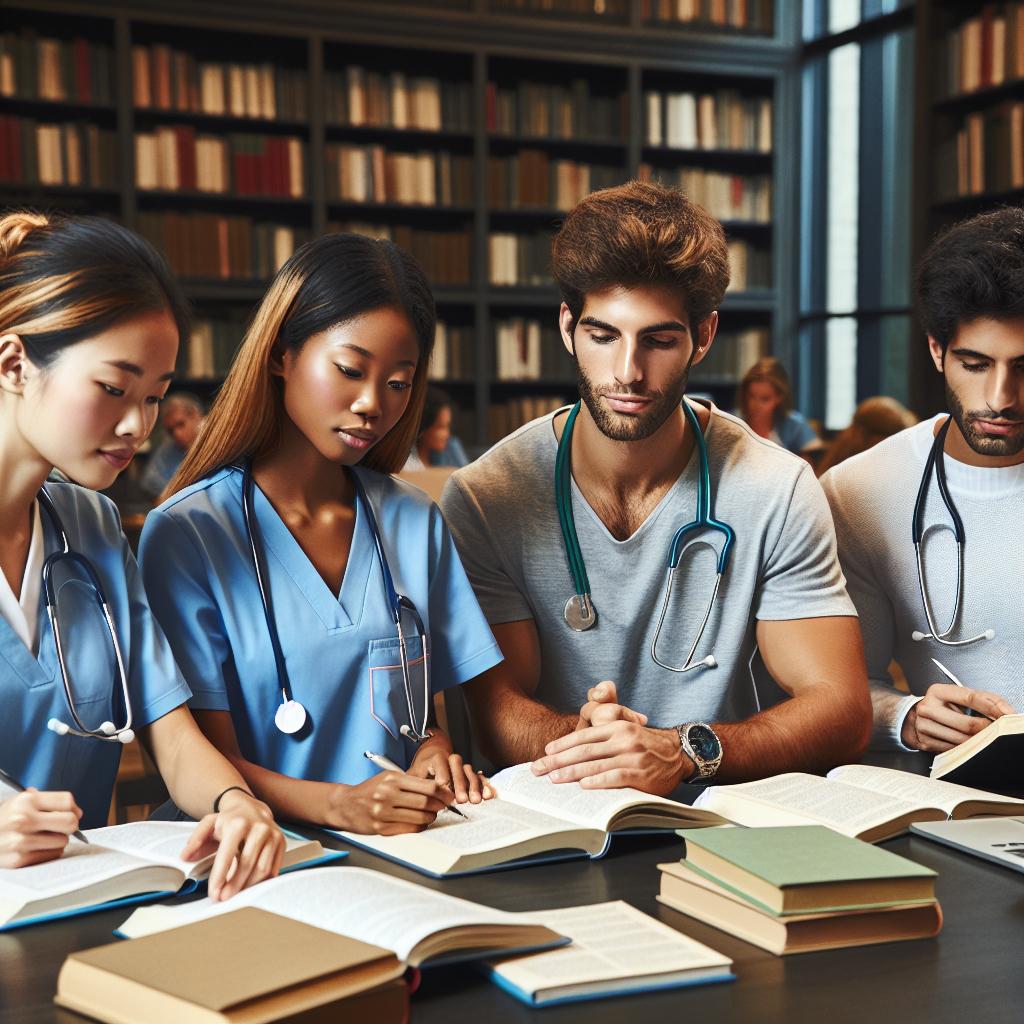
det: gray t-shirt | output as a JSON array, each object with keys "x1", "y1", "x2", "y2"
[{"x1": 440, "y1": 403, "x2": 854, "y2": 728}]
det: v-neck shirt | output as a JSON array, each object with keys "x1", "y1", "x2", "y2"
[{"x1": 0, "y1": 499, "x2": 42, "y2": 653}]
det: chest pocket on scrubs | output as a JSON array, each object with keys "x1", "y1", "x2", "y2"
[{"x1": 368, "y1": 635, "x2": 427, "y2": 742}]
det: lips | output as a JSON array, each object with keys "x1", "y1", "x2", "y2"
[
  {"x1": 334, "y1": 427, "x2": 379, "y2": 451},
  {"x1": 98, "y1": 448, "x2": 135, "y2": 469},
  {"x1": 973, "y1": 418, "x2": 1024, "y2": 437},
  {"x1": 603, "y1": 394, "x2": 653, "y2": 415}
]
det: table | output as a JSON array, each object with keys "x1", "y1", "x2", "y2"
[{"x1": 2, "y1": 758, "x2": 1023, "y2": 1024}]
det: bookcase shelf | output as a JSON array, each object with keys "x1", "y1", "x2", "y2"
[
  {"x1": 132, "y1": 108, "x2": 310, "y2": 134},
  {"x1": 0, "y1": 96, "x2": 117, "y2": 118},
  {"x1": 932, "y1": 78, "x2": 1024, "y2": 114}
]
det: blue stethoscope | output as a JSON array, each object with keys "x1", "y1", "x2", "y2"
[
  {"x1": 241, "y1": 461, "x2": 432, "y2": 741},
  {"x1": 556, "y1": 399, "x2": 736, "y2": 673}
]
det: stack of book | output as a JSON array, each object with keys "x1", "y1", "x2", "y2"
[
  {"x1": 486, "y1": 79, "x2": 626, "y2": 140},
  {"x1": 494, "y1": 318, "x2": 574, "y2": 382},
  {"x1": 332, "y1": 221, "x2": 471, "y2": 285},
  {"x1": 642, "y1": 0, "x2": 774, "y2": 33},
  {"x1": 638, "y1": 165, "x2": 771, "y2": 222},
  {"x1": 0, "y1": 116, "x2": 116, "y2": 187},
  {"x1": 324, "y1": 67, "x2": 472, "y2": 131},
  {"x1": 939, "y1": 3, "x2": 1024, "y2": 97},
  {"x1": 487, "y1": 152, "x2": 622, "y2": 210},
  {"x1": 726, "y1": 239, "x2": 771, "y2": 291},
  {"x1": 644, "y1": 89, "x2": 772, "y2": 151},
  {"x1": 431, "y1": 321, "x2": 475, "y2": 381},
  {"x1": 937, "y1": 104, "x2": 1024, "y2": 198},
  {"x1": 659, "y1": 825, "x2": 943, "y2": 956},
  {"x1": 131, "y1": 45, "x2": 307, "y2": 122},
  {"x1": 134, "y1": 128, "x2": 306, "y2": 197},
  {"x1": 489, "y1": 231, "x2": 556, "y2": 286},
  {"x1": 325, "y1": 145, "x2": 473, "y2": 206},
  {"x1": 0, "y1": 31, "x2": 114, "y2": 104}
]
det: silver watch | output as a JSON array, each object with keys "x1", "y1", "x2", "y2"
[{"x1": 675, "y1": 722, "x2": 723, "y2": 783}]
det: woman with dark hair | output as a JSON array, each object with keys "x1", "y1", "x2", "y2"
[
  {"x1": 403, "y1": 385, "x2": 468, "y2": 470},
  {"x1": 0, "y1": 212, "x2": 284, "y2": 893},
  {"x1": 138, "y1": 233, "x2": 501, "y2": 837},
  {"x1": 736, "y1": 356, "x2": 824, "y2": 458}
]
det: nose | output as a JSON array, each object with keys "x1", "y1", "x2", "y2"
[
  {"x1": 987, "y1": 364, "x2": 1018, "y2": 416},
  {"x1": 350, "y1": 379, "x2": 382, "y2": 420},
  {"x1": 614, "y1": 336, "x2": 643, "y2": 388},
  {"x1": 115, "y1": 401, "x2": 147, "y2": 440}
]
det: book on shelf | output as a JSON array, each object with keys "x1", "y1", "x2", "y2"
[
  {"x1": 325, "y1": 144, "x2": 473, "y2": 205},
  {"x1": 0, "y1": 114, "x2": 117, "y2": 187},
  {"x1": 0, "y1": 30, "x2": 114, "y2": 105},
  {"x1": 940, "y1": 3, "x2": 1024, "y2": 98},
  {"x1": 494, "y1": 318, "x2": 574, "y2": 382},
  {"x1": 332, "y1": 221, "x2": 471, "y2": 285},
  {"x1": 642, "y1": 0, "x2": 774, "y2": 33},
  {"x1": 690, "y1": 327, "x2": 768, "y2": 384},
  {"x1": 0, "y1": 820, "x2": 340, "y2": 931},
  {"x1": 484, "y1": 901, "x2": 733, "y2": 1007},
  {"x1": 491, "y1": 0, "x2": 631, "y2": 19},
  {"x1": 490, "y1": 395, "x2": 570, "y2": 441},
  {"x1": 331, "y1": 762, "x2": 728, "y2": 877},
  {"x1": 486, "y1": 78, "x2": 627, "y2": 140},
  {"x1": 929, "y1": 712, "x2": 1024, "y2": 786},
  {"x1": 56, "y1": 908, "x2": 408, "y2": 1024},
  {"x1": 645, "y1": 88, "x2": 772, "y2": 151},
  {"x1": 117, "y1": 865, "x2": 568, "y2": 968},
  {"x1": 325, "y1": 66, "x2": 471, "y2": 132},
  {"x1": 182, "y1": 316, "x2": 252, "y2": 380},
  {"x1": 134, "y1": 128, "x2": 306, "y2": 197},
  {"x1": 431, "y1": 320, "x2": 475, "y2": 380},
  {"x1": 638, "y1": 164, "x2": 772, "y2": 223},
  {"x1": 487, "y1": 151, "x2": 623, "y2": 211},
  {"x1": 692, "y1": 763, "x2": 1024, "y2": 843},
  {"x1": 726, "y1": 239, "x2": 771, "y2": 291},
  {"x1": 131, "y1": 44, "x2": 307, "y2": 122},
  {"x1": 489, "y1": 230, "x2": 556, "y2": 286},
  {"x1": 937, "y1": 102, "x2": 1024, "y2": 198}
]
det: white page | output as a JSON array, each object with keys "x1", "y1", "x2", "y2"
[
  {"x1": 488, "y1": 901, "x2": 730, "y2": 991},
  {"x1": 118, "y1": 866, "x2": 539, "y2": 962},
  {"x1": 828, "y1": 764, "x2": 1024, "y2": 815},
  {"x1": 0, "y1": 841, "x2": 158, "y2": 899},
  {"x1": 85, "y1": 822, "x2": 200, "y2": 872}
]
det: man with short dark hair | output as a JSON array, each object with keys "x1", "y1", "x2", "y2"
[
  {"x1": 440, "y1": 181, "x2": 871, "y2": 795},
  {"x1": 139, "y1": 392, "x2": 205, "y2": 498},
  {"x1": 822, "y1": 207, "x2": 1024, "y2": 753}
]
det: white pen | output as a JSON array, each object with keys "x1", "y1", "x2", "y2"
[
  {"x1": 930, "y1": 658, "x2": 995, "y2": 721},
  {"x1": 363, "y1": 751, "x2": 468, "y2": 818}
]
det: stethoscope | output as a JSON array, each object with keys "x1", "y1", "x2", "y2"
[
  {"x1": 241, "y1": 461, "x2": 432, "y2": 741},
  {"x1": 556, "y1": 399, "x2": 736, "y2": 673},
  {"x1": 37, "y1": 489, "x2": 136, "y2": 744},
  {"x1": 911, "y1": 415, "x2": 995, "y2": 648}
]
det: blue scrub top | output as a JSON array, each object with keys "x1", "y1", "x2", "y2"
[
  {"x1": 138, "y1": 466, "x2": 502, "y2": 785},
  {"x1": 0, "y1": 484, "x2": 191, "y2": 828}
]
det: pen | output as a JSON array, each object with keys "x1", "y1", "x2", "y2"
[
  {"x1": 362, "y1": 751, "x2": 468, "y2": 819},
  {"x1": 0, "y1": 767, "x2": 89, "y2": 844},
  {"x1": 930, "y1": 658, "x2": 995, "y2": 722}
]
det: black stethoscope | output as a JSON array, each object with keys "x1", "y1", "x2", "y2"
[
  {"x1": 911, "y1": 416, "x2": 995, "y2": 648},
  {"x1": 241, "y1": 461, "x2": 432, "y2": 741}
]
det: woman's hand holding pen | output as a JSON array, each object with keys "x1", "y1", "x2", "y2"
[
  {"x1": 324, "y1": 773, "x2": 456, "y2": 835},
  {"x1": 0, "y1": 789, "x2": 83, "y2": 868},
  {"x1": 902, "y1": 683, "x2": 1016, "y2": 752},
  {"x1": 408, "y1": 734, "x2": 494, "y2": 805}
]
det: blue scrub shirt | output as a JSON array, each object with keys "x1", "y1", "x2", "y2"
[
  {"x1": 138, "y1": 466, "x2": 502, "y2": 784},
  {"x1": 0, "y1": 484, "x2": 191, "y2": 828}
]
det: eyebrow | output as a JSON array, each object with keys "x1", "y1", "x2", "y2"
[
  {"x1": 103, "y1": 360, "x2": 175, "y2": 381},
  {"x1": 578, "y1": 317, "x2": 689, "y2": 335},
  {"x1": 340, "y1": 343, "x2": 416, "y2": 368},
  {"x1": 949, "y1": 348, "x2": 1024, "y2": 362}
]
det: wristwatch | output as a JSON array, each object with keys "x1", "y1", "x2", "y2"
[{"x1": 675, "y1": 722, "x2": 723, "y2": 783}]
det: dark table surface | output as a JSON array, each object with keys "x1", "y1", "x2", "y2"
[{"x1": 3, "y1": 754, "x2": 1023, "y2": 1023}]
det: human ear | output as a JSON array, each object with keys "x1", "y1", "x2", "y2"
[
  {"x1": 692, "y1": 311, "x2": 719, "y2": 366},
  {"x1": 558, "y1": 303, "x2": 577, "y2": 357},
  {"x1": 927, "y1": 336, "x2": 945, "y2": 375},
  {"x1": 0, "y1": 334, "x2": 33, "y2": 396}
]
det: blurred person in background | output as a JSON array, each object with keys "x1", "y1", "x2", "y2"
[
  {"x1": 817, "y1": 396, "x2": 917, "y2": 476},
  {"x1": 404, "y1": 385, "x2": 468, "y2": 470},
  {"x1": 737, "y1": 357, "x2": 824, "y2": 461},
  {"x1": 140, "y1": 392, "x2": 205, "y2": 498}
]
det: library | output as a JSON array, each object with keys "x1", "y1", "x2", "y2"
[{"x1": 0, "y1": 1, "x2": 1023, "y2": 1022}]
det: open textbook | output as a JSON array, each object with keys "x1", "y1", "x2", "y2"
[
  {"x1": 331, "y1": 762, "x2": 728, "y2": 876},
  {"x1": 117, "y1": 866, "x2": 567, "y2": 967},
  {"x1": 693, "y1": 764, "x2": 1024, "y2": 843},
  {"x1": 0, "y1": 821, "x2": 339, "y2": 930}
]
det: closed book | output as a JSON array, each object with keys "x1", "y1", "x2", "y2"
[
  {"x1": 55, "y1": 908, "x2": 407, "y2": 1024},
  {"x1": 930, "y1": 713, "x2": 1024, "y2": 786}
]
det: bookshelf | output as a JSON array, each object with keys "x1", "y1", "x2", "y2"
[{"x1": 1, "y1": 0, "x2": 798, "y2": 448}]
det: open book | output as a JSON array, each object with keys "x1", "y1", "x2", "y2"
[
  {"x1": 930, "y1": 713, "x2": 1024, "y2": 785},
  {"x1": 693, "y1": 764, "x2": 1024, "y2": 843},
  {"x1": 0, "y1": 821, "x2": 340, "y2": 930},
  {"x1": 483, "y1": 901, "x2": 733, "y2": 1006},
  {"x1": 117, "y1": 866, "x2": 567, "y2": 968},
  {"x1": 332, "y1": 762, "x2": 727, "y2": 876}
]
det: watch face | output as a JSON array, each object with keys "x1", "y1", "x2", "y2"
[{"x1": 687, "y1": 724, "x2": 721, "y2": 761}]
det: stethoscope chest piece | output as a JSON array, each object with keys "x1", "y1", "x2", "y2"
[
  {"x1": 275, "y1": 698, "x2": 308, "y2": 735},
  {"x1": 564, "y1": 594, "x2": 597, "y2": 631}
]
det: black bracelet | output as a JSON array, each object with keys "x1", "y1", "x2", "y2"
[{"x1": 213, "y1": 785, "x2": 254, "y2": 813}]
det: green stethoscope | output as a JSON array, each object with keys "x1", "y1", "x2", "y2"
[{"x1": 555, "y1": 399, "x2": 736, "y2": 673}]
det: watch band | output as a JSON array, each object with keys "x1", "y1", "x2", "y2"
[{"x1": 676, "y1": 722, "x2": 723, "y2": 783}]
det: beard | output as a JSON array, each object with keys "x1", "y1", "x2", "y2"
[
  {"x1": 945, "y1": 382, "x2": 1024, "y2": 458},
  {"x1": 575, "y1": 355, "x2": 694, "y2": 442}
]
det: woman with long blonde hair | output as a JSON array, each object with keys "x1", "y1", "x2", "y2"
[
  {"x1": 0, "y1": 212, "x2": 283, "y2": 894},
  {"x1": 139, "y1": 233, "x2": 500, "y2": 835}
]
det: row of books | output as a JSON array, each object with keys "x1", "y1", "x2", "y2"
[
  {"x1": 937, "y1": 103, "x2": 1024, "y2": 199},
  {"x1": 134, "y1": 129, "x2": 306, "y2": 197},
  {"x1": 131, "y1": 44, "x2": 308, "y2": 122},
  {"x1": 0, "y1": 32, "x2": 114, "y2": 105},
  {"x1": 325, "y1": 146, "x2": 473, "y2": 206},
  {"x1": 137, "y1": 212, "x2": 307, "y2": 281},
  {"x1": 324, "y1": 68, "x2": 472, "y2": 133},
  {"x1": 644, "y1": 89, "x2": 773, "y2": 151},
  {"x1": 690, "y1": 327, "x2": 768, "y2": 384},
  {"x1": 939, "y1": 3, "x2": 1024, "y2": 98},
  {"x1": 0, "y1": 115, "x2": 116, "y2": 188},
  {"x1": 490, "y1": 395, "x2": 570, "y2": 442},
  {"x1": 491, "y1": 0, "x2": 630, "y2": 17},
  {"x1": 180, "y1": 315, "x2": 250, "y2": 380},
  {"x1": 333, "y1": 221, "x2": 471, "y2": 285},
  {"x1": 486, "y1": 153, "x2": 622, "y2": 211},
  {"x1": 429, "y1": 321, "x2": 476, "y2": 380},
  {"x1": 638, "y1": 165, "x2": 772, "y2": 222},
  {"x1": 494, "y1": 319, "x2": 574, "y2": 382},
  {"x1": 727, "y1": 239, "x2": 771, "y2": 291},
  {"x1": 642, "y1": 0, "x2": 774, "y2": 32},
  {"x1": 489, "y1": 231, "x2": 556, "y2": 286},
  {"x1": 485, "y1": 81, "x2": 627, "y2": 141}
]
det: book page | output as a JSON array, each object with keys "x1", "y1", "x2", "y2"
[
  {"x1": 694, "y1": 773, "x2": 927, "y2": 837},
  {"x1": 827, "y1": 764, "x2": 1024, "y2": 815},
  {"x1": 487, "y1": 901, "x2": 730, "y2": 994},
  {"x1": 85, "y1": 822, "x2": 200, "y2": 873},
  {"x1": 118, "y1": 866, "x2": 536, "y2": 962},
  {"x1": 0, "y1": 841, "x2": 162, "y2": 900}
]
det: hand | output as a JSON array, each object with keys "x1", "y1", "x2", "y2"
[
  {"x1": 409, "y1": 739, "x2": 494, "y2": 805},
  {"x1": 902, "y1": 684, "x2": 1016, "y2": 753},
  {"x1": 0, "y1": 789, "x2": 82, "y2": 868},
  {"x1": 575, "y1": 681, "x2": 648, "y2": 731},
  {"x1": 180, "y1": 791, "x2": 285, "y2": 901},
  {"x1": 325, "y1": 772, "x2": 454, "y2": 835},
  {"x1": 531, "y1": 722, "x2": 691, "y2": 796}
]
